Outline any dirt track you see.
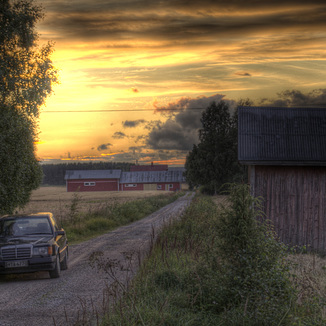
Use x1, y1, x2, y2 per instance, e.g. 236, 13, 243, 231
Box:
0, 192, 194, 326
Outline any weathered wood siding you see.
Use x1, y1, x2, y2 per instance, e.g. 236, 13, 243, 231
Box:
252, 166, 326, 251
67, 179, 119, 192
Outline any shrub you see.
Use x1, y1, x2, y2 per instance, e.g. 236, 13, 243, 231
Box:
190, 184, 296, 324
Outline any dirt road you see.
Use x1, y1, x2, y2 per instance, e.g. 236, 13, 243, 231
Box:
0, 192, 194, 326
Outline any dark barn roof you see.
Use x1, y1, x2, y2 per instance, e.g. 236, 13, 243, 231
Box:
238, 106, 326, 165
120, 170, 185, 184
65, 170, 122, 180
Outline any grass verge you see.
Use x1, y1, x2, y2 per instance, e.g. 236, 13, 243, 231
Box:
62, 191, 184, 244
99, 185, 326, 326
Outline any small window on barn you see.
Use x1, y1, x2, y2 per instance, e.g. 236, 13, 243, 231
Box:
125, 184, 137, 187
168, 184, 173, 188
84, 182, 96, 186
157, 185, 162, 190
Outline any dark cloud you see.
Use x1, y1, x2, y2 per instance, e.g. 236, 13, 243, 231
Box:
146, 93, 235, 151
40, 0, 326, 52
123, 119, 146, 128
135, 135, 146, 143
97, 143, 112, 151
146, 119, 197, 150
112, 131, 126, 139
153, 94, 227, 114
259, 89, 326, 107
235, 72, 252, 77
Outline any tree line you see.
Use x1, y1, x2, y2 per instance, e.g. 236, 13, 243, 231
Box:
41, 162, 132, 186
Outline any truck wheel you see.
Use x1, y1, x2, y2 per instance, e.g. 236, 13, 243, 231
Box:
49, 255, 61, 278
60, 251, 68, 270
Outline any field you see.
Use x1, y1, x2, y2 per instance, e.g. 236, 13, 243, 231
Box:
16, 186, 173, 220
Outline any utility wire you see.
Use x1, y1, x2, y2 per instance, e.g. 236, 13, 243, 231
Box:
42, 107, 205, 113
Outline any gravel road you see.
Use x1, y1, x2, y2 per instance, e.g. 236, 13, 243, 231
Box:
0, 192, 194, 326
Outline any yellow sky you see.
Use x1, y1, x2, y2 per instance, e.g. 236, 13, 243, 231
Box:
34, 0, 326, 165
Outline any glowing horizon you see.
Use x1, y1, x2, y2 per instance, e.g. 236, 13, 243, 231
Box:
34, 0, 326, 165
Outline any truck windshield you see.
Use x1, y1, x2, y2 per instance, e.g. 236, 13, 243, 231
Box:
0, 217, 52, 236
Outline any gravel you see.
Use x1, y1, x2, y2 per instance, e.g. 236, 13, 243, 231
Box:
0, 192, 194, 326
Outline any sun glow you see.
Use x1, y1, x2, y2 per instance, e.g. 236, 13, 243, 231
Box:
33, 0, 326, 165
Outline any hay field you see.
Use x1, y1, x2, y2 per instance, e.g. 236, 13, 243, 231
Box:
17, 186, 171, 220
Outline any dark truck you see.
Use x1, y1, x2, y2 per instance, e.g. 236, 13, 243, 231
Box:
0, 212, 68, 278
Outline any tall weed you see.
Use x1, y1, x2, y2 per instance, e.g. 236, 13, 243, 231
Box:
103, 185, 313, 326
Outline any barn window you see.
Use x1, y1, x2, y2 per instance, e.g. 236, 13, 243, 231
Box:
168, 184, 173, 188
157, 185, 162, 190
84, 182, 96, 186
125, 184, 137, 187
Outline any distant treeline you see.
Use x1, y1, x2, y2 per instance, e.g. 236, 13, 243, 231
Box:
41, 162, 133, 186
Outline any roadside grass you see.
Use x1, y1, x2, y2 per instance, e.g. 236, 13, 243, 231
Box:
62, 192, 184, 244
98, 185, 326, 326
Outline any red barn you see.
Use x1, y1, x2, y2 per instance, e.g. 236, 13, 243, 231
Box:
119, 170, 185, 191
65, 170, 121, 192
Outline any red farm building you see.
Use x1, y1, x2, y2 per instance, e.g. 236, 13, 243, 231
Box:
119, 170, 184, 191
65, 166, 185, 193
65, 170, 121, 192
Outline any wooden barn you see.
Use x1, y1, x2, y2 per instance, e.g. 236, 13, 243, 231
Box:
238, 106, 326, 251
65, 170, 121, 192
119, 170, 184, 191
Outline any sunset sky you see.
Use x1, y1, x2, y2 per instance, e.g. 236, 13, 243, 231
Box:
34, 0, 326, 165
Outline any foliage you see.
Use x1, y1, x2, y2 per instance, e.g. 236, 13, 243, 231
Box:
185, 101, 246, 194
204, 184, 296, 323
0, 0, 57, 117
101, 186, 326, 326
0, 0, 57, 214
62, 192, 183, 244
0, 107, 42, 215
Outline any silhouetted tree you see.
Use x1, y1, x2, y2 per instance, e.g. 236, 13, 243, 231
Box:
0, 0, 57, 214
185, 101, 246, 194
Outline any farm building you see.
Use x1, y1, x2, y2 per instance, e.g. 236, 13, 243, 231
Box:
119, 170, 184, 191
238, 106, 326, 251
64, 167, 185, 193
65, 170, 121, 192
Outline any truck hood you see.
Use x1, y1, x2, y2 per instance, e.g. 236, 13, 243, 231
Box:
0, 236, 53, 246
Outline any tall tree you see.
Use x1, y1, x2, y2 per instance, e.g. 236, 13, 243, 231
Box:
185, 101, 245, 194
0, 0, 57, 214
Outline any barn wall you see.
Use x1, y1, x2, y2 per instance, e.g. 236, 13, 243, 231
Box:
162, 182, 181, 191
67, 179, 119, 192
252, 166, 326, 251
119, 182, 181, 191
120, 184, 144, 191
143, 184, 157, 191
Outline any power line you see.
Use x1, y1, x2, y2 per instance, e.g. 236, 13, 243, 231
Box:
42, 107, 205, 113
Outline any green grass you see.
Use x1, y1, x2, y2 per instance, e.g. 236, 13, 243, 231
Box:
62, 192, 184, 244
100, 185, 326, 326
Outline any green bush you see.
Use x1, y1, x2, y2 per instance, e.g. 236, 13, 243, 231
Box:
207, 184, 295, 323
